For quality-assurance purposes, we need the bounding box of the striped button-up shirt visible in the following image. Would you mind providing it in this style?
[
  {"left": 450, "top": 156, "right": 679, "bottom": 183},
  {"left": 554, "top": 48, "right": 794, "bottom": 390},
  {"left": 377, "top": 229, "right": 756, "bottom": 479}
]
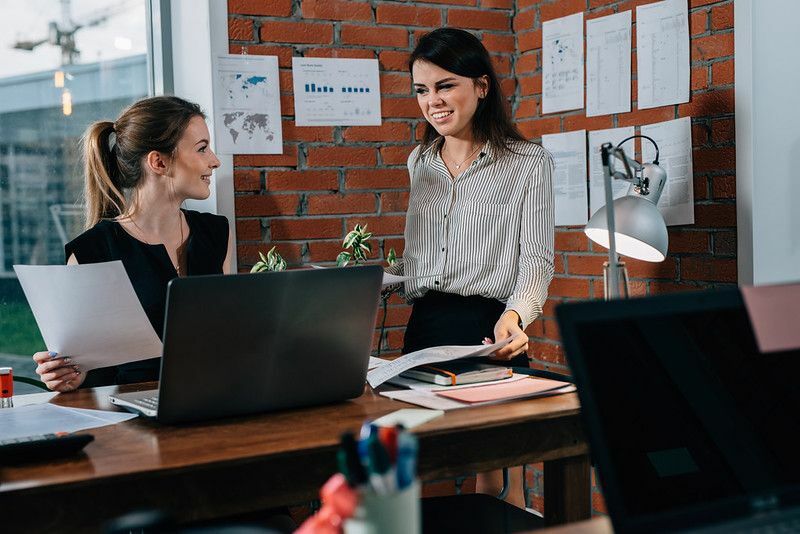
[{"left": 392, "top": 138, "right": 555, "bottom": 329}]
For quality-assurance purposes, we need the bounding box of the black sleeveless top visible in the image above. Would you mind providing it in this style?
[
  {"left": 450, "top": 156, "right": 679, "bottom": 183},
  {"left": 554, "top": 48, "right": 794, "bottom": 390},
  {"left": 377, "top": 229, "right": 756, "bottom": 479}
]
[{"left": 65, "top": 209, "right": 229, "bottom": 387}]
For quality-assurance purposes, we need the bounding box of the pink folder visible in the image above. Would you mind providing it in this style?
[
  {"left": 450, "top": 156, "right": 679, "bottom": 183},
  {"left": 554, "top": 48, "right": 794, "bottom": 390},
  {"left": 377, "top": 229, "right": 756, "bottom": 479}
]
[{"left": 435, "top": 377, "right": 572, "bottom": 404}]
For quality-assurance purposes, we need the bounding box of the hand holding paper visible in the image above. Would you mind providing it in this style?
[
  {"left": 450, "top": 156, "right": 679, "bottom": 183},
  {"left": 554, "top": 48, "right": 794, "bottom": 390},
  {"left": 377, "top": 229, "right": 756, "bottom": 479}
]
[{"left": 13, "top": 261, "right": 162, "bottom": 372}]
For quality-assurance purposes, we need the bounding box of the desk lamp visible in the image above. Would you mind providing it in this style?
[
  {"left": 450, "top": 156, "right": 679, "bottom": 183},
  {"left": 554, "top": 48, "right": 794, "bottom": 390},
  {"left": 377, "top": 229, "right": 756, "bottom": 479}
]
[{"left": 584, "top": 136, "right": 668, "bottom": 299}]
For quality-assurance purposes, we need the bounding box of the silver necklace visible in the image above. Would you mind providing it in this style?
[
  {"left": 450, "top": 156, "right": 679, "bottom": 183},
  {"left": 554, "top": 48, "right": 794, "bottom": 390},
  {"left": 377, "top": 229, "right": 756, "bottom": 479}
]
[{"left": 444, "top": 143, "right": 481, "bottom": 170}]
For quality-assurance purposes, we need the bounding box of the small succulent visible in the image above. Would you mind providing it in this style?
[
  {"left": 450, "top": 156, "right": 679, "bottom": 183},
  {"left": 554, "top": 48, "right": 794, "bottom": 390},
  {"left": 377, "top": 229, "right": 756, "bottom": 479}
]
[
  {"left": 336, "top": 224, "right": 373, "bottom": 267},
  {"left": 386, "top": 247, "right": 397, "bottom": 266},
  {"left": 250, "top": 246, "right": 287, "bottom": 273}
]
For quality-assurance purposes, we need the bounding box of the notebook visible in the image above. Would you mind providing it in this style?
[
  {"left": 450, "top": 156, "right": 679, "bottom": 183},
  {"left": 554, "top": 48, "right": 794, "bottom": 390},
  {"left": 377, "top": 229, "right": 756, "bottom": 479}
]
[
  {"left": 400, "top": 361, "right": 512, "bottom": 386},
  {"left": 557, "top": 288, "right": 800, "bottom": 533}
]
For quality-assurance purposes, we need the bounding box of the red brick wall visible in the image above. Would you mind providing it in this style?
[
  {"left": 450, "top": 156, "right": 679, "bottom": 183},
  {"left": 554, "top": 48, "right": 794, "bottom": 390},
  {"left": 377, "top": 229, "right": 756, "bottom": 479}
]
[{"left": 228, "top": 0, "right": 735, "bottom": 517}]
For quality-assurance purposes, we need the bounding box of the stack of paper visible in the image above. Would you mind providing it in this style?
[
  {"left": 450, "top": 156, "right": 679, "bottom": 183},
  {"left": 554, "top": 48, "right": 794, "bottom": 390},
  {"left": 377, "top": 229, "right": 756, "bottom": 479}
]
[{"left": 366, "top": 338, "right": 514, "bottom": 388}]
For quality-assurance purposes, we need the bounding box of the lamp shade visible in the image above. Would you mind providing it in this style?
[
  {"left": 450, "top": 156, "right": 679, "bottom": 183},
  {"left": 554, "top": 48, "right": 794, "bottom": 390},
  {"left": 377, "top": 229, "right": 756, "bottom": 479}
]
[{"left": 585, "top": 195, "right": 668, "bottom": 262}]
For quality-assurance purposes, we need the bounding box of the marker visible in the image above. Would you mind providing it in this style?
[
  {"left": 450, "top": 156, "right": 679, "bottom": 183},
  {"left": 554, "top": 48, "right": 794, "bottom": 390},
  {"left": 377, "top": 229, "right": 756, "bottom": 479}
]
[
  {"left": 358, "top": 422, "right": 376, "bottom": 463},
  {"left": 396, "top": 430, "right": 418, "bottom": 490},
  {"left": 377, "top": 425, "right": 399, "bottom": 463},
  {"left": 338, "top": 432, "right": 368, "bottom": 488},
  {"left": 366, "top": 433, "right": 395, "bottom": 495}
]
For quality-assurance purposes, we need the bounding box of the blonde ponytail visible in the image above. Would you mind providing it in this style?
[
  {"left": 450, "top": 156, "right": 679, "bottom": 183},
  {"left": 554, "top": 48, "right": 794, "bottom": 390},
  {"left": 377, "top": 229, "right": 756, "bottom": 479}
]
[
  {"left": 80, "top": 97, "right": 205, "bottom": 229},
  {"left": 82, "top": 121, "right": 126, "bottom": 228}
]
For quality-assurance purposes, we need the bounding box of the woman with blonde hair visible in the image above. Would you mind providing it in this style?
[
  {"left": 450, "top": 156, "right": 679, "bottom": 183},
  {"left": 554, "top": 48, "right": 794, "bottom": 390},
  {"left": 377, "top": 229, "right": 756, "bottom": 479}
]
[{"left": 33, "top": 96, "right": 232, "bottom": 392}]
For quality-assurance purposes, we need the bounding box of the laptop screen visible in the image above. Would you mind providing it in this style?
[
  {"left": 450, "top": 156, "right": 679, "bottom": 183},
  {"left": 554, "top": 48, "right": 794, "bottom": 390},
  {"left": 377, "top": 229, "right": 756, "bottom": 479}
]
[{"left": 558, "top": 289, "right": 800, "bottom": 528}]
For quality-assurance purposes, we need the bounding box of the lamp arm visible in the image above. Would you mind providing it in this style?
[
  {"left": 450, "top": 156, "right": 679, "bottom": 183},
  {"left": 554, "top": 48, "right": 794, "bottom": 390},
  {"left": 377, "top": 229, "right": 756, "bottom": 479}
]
[{"left": 600, "top": 143, "right": 620, "bottom": 299}]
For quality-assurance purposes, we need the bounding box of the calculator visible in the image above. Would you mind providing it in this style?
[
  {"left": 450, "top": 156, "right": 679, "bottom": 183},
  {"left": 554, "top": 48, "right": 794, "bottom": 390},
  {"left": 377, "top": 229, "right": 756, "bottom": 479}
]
[{"left": 0, "top": 432, "right": 94, "bottom": 464}]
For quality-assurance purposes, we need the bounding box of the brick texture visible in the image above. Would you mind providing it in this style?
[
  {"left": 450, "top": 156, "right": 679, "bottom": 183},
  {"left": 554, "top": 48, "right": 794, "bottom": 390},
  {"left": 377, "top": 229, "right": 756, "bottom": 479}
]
[{"left": 228, "top": 0, "right": 735, "bottom": 513}]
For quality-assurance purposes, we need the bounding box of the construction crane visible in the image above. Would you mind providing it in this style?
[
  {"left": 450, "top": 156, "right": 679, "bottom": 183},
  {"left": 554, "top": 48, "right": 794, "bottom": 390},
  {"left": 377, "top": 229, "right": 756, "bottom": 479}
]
[{"left": 12, "top": 0, "right": 137, "bottom": 66}]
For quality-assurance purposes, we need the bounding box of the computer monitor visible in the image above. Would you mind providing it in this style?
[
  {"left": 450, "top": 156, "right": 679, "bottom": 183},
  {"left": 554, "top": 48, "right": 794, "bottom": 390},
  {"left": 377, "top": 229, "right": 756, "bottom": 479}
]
[{"left": 557, "top": 288, "right": 800, "bottom": 532}]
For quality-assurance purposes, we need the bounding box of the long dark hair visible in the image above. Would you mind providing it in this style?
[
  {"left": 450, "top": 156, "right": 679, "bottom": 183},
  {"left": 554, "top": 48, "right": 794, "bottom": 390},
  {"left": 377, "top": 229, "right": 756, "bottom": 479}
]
[
  {"left": 409, "top": 28, "right": 525, "bottom": 157},
  {"left": 82, "top": 96, "right": 204, "bottom": 228}
]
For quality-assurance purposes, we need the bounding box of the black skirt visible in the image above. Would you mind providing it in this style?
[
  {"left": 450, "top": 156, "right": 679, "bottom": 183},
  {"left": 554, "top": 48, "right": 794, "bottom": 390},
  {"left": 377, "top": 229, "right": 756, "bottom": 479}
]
[{"left": 402, "top": 290, "right": 529, "bottom": 368}]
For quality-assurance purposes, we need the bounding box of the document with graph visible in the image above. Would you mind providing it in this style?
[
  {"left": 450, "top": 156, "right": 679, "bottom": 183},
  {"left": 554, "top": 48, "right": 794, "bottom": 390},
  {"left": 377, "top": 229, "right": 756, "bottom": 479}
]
[{"left": 292, "top": 57, "right": 381, "bottom": 126}]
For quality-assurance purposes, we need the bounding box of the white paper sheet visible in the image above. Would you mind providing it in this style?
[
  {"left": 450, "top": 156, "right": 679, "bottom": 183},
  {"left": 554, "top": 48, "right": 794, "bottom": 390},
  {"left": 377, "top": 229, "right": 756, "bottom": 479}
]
[
  {"left": 542, "top": 12, "right": 585, "bottom": 114},
  {"left": 641, "top": 117, "right": 694, "bottom": 225},
  {"left": 588, "top": 126, "right": 635, "bottom": 216},
  {"left": 366, "top": 338, "right": 512, "bottom": 388},
  {"left": 213, "top": 54, "right": 283, "bottom": 154},
  {"left": 372, "top": 408, "right": 444, "bottom": 429},
  {"left": 292, "top": 57, "right": 381, "bottom": 126},
  {"left": 542, "top": 130, "right": 589, "bottom": 226},
  {"left": 586, "top": 11, "right": 631, "bottom": 117},
  {"left": 0, "top": 403, "right": 138, "bottom": 441},
  {"left": 368, "top": 356, "right": 390, "bottom": 370},
  {"left": 636, "top": 0, "right": 690, "bottom": 110},
  {"left": 13, "top": 261, "right": 163, "bottom": 371},
  {"left": 381, "top": 384, "right": 577, "bottom": 411}
]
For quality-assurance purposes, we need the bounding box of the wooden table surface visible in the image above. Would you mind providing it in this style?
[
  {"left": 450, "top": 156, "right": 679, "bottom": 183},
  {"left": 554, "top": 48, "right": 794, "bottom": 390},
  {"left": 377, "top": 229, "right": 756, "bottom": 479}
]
[{"left": 0, "top": 382, "right": 590, "bottom": 532}]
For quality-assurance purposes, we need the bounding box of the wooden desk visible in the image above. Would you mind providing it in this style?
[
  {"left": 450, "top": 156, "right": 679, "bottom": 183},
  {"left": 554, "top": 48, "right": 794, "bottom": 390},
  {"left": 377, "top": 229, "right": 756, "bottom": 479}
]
[{"left": 0, "top": 383, "right": 590, "bottom": 531}]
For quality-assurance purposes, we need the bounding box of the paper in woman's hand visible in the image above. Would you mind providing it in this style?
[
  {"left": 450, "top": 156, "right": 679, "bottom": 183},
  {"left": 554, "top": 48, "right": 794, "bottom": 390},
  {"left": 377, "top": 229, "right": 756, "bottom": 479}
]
[{"left": 13, "top": 261, "right": 162, "bottom": 371}]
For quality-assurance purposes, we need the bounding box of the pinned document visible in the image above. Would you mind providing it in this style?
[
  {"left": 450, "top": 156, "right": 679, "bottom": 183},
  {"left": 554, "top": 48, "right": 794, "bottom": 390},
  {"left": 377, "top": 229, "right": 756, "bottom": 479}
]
[
  {"left": 588, "top": 126, "right": 634, "bottom": 216},
  {"left": 542, "top": 12, "right": 585, "bottom": 114},
  {"left": 636, "top": 0, "right": 690, "bottom": 109},
  {"left": 542, "top": 130, "right": 589, "bottom": 226},
  {"left": 586, "top": 11, "right": 631, "bottom": 117}
]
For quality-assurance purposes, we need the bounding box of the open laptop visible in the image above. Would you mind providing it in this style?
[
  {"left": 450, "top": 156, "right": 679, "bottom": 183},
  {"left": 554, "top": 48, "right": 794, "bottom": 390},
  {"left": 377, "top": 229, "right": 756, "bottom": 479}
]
[
  {"left": 110, "top": 265, "right": 383, "bottom": 424},
  {"left": 556, "top": 288, "right": 800, "bottom": 533}
]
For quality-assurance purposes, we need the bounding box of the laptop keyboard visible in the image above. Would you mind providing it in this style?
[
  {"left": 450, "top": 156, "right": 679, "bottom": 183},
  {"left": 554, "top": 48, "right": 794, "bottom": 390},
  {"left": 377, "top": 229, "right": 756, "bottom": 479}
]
[{"left": 132, "top": 395, "right": 159, "bottom": 410}]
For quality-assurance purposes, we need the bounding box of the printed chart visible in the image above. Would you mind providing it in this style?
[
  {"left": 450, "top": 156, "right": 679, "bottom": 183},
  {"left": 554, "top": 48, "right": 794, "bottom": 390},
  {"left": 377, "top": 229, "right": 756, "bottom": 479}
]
[{"left": 292, "top": 57, "right": 381, "bottom": 126}]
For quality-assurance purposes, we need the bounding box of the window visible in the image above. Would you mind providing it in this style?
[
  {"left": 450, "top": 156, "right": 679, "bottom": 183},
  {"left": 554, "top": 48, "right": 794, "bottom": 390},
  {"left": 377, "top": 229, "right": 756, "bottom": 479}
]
[{"left": 0, "top": 0, "right": 153, "bottom": 389}]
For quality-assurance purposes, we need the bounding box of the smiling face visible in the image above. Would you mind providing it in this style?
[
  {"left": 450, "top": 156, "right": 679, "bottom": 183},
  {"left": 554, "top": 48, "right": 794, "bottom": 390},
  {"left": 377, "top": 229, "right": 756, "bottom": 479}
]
[
  {"left": 169, "top": 116, "right": 220, "bottom": 200},
  {"left": 412, "top": 60, "right": 487, "bottom": 140}
]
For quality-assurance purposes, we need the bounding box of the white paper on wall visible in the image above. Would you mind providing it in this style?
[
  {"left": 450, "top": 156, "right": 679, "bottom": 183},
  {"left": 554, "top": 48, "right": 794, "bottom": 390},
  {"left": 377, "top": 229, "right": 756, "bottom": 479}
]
[
  {"left": 586, "top": 11, "right": 632, "bottom": 117},
  {"left": 636, "top": 0, "right": 690, "bottom": 110},
  {"left": 213, "top": 54, "right": 283, "bottom": 155},
  {"left": 588, "top": 126, "right": 635, "bottom": 216},
  {"left": 292, "top": 57, "right": 381, "bottom": 126},
  {"left": 542, "top": 130, "right": 588, "bottom": 226},
  {"left": 542, "top": 12, "right": 585, "bottom": 114},
  {"left": 641, "top": 117, "right": 695, "bottom": 226}
]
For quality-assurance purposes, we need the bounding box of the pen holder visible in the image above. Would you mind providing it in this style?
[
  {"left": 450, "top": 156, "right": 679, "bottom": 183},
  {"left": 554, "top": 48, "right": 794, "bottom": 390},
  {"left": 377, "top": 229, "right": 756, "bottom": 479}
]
[{"left": 344, "top": 479, "right": 421, "bottom": 534}]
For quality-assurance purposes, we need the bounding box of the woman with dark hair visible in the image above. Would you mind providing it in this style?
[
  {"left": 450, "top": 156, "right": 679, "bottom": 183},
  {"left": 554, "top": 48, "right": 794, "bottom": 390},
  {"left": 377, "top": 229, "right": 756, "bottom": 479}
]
[
  {"left": 395, "top": 28, "right": 555, "bottom": 507},
  {"left": 32, "top": 96, "right": 232, "bottom": 392}
]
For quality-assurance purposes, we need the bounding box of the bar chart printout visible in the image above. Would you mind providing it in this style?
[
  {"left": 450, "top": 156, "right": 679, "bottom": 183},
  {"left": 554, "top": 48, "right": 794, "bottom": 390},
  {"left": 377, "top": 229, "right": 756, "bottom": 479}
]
[{"left": 292, "top": 57, "right": 382, "bottom": 126}]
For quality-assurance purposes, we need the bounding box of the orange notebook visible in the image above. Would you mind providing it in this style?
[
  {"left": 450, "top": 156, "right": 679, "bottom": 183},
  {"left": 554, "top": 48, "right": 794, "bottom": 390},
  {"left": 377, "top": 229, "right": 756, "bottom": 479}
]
[{"left": 434, "top": 377, "right": 572, "bottom": 404}]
